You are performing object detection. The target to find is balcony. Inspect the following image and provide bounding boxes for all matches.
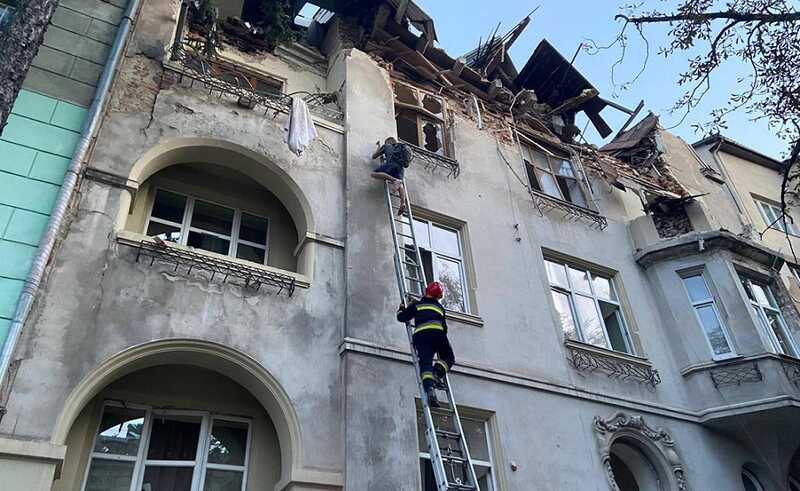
[566,339,661,387]
[406,143,460,178]
[681,353,800,424]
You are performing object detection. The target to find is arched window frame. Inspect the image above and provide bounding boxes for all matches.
[593,412,688,491]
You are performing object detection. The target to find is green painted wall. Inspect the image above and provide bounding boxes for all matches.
[0,90,87,346]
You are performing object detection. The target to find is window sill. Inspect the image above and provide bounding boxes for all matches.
[529,190,608,230]
[564,338,660,386]
[446,309,484,327]
[117,230,310,291]
[405,142,460,178]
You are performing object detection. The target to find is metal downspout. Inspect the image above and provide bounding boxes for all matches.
[0,0,141,401]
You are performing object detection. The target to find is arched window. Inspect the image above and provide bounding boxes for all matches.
[610,440,663,491]
[127,162,299,272]
[741,468,765,491]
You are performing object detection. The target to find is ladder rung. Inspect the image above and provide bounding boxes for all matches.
[441,455,468,464]
[404,276,425,284]
[448,484,476,491]
[396,232,415,239]
[435,429,462,439]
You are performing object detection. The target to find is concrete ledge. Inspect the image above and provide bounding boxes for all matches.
[634,229,784,269]
[0,437,66,462]
[276,468,344,491]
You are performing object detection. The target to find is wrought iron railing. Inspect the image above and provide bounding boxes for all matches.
[530,191,608,230]
[708,361,763,388]
[406,143,460,178]
[164,37,343,123]
[130,240,296,296]
[568,342,661,387]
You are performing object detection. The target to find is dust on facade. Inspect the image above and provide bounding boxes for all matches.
[0,0,799,490]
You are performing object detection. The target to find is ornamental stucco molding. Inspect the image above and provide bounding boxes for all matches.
[593,412,688,491]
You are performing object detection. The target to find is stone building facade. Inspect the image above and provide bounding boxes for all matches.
[0,1,799,491]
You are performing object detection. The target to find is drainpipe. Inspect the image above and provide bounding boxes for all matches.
[0,0,142,408]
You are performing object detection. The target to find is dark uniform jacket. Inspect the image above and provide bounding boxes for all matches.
[397,297,448,335]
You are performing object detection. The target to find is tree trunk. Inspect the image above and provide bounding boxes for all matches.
[0,0,61,135]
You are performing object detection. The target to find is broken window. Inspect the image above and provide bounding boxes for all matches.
[146,188,270,265]
[417,409,496,490]
[401,217,469,313]
[393,82,448,156]
[545,258,634,354]
[521,143,588,208]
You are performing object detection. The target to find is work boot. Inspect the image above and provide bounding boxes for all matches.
[425,387,440,408]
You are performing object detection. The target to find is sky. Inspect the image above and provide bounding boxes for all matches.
[412,0,789,160]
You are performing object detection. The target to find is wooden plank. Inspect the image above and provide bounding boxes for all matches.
[394,0,410,24]
[415,33,430,54]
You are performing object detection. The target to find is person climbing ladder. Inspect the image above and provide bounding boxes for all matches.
[397,281,455,408]
[371,137,412,215]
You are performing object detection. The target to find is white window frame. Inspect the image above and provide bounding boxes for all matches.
[545,258,635,354]
[417,413,497,491]
[679,272,737,361]
[0,3,15,27]
[82,403,252,491]
[404,217,470,313]
[754,198,799,236]
[739,274,800,357]
[520,140,591,210]
[145,187,270,265]
[393,81,449,157]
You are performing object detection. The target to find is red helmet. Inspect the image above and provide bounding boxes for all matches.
[425,281,443,299]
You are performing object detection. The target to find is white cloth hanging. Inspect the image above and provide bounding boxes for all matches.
[283,96,318,156]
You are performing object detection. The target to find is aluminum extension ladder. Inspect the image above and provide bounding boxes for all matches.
[384,180,481,491]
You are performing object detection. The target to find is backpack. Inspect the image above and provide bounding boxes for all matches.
[391,143,413,168]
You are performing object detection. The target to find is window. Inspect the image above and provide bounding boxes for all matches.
[742,468,765,491]
[521,143,588,208]
[393,82,447,156]
[0,1,16,29]
[545,258,634,354]
[402,217,469,313]
[755,198,799,236]
[83,403,251,491]
[146,189,270,265]
[681,273,736,359]
[417,410,496,490]
[740,274,799,357]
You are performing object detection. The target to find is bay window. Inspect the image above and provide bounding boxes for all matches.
[680,273,736,359]
[146,188,270,265]
[739,274,799,356]
[83,403,251,491]
[545,258,634,354]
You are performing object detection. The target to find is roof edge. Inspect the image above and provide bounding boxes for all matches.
[692,134,784,172]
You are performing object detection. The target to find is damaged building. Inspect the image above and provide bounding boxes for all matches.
[1,0,800,490]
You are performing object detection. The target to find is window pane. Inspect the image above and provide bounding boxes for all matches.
[403,247,425,296]
[553,159,575,178]
[238,213,268,245]
[152,190,187,224]
[574,295,607,348]
[204,469,244,491]
[208,420,248,466]
[544,260,568,288]
[84,459,135,491]
[749,282,772,306]
[696,305,733,356]
[683,275,711,303]
[146,221,182,243]
[551,290,578,340]
[435,256,466,312]
[556,176,587,207]
[402,219,430,250]
[188,231,230,255]
[394,83,419,105]
[524,161,541,192]
[591,274,616,301]
[422,94,443,115]
[534,169,562,198]
[147,415,202,461]
[93,406,146,456]
[766,311,796,355]
[396,109,420,147]
[236,243,266,264]
[599,301,629,353]
[530,150,550,171]
[142,466,194,491]
[420,459,436,491]
[568,267,591,294]
[421,119,444,155]
[461,419,490,462]
[476,466,494,491]
[431,225,460,257]
[191,200,234,236]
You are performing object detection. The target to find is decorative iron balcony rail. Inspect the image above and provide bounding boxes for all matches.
[568,341,661,387]
[530,191,608,230]
[406,143,460,178]
[164,38,343,123]
[131,240,296,296]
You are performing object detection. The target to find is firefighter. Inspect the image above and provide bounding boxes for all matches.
[397,281,455,407]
